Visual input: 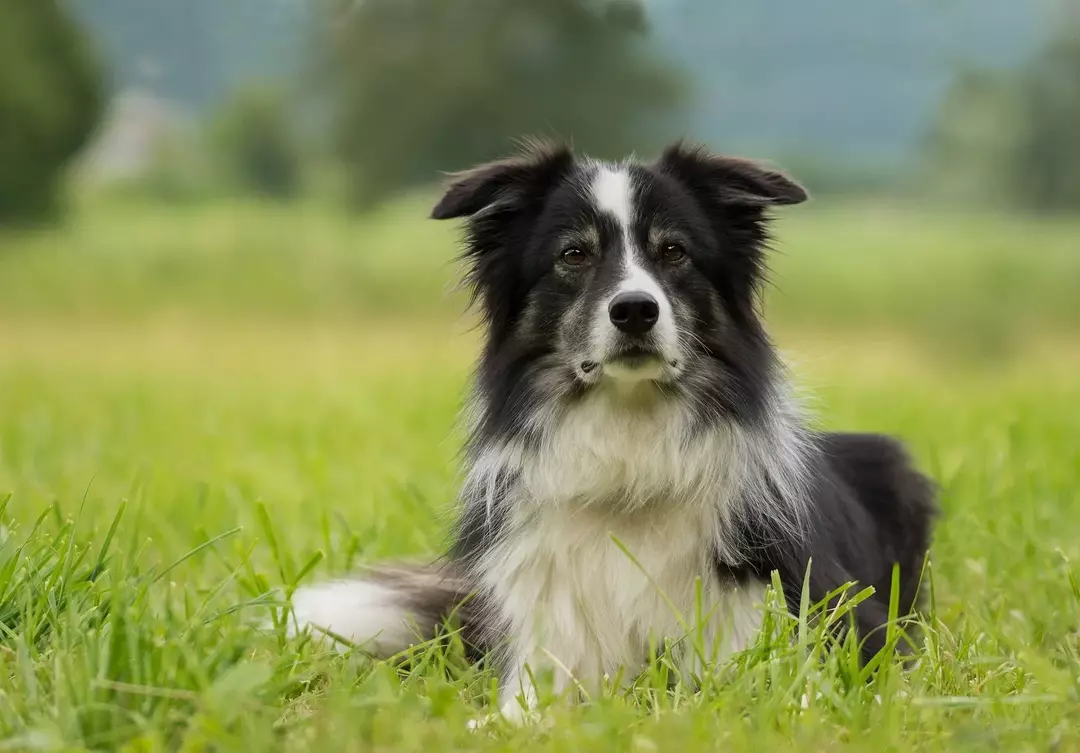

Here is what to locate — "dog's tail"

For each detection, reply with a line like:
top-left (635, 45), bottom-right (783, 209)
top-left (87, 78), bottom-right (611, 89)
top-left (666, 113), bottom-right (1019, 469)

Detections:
top-left (287, 561), bottom-right (473, 657)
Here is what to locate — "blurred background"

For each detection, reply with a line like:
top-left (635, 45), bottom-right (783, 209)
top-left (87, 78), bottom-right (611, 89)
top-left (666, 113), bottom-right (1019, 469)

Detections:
top-left (1, 0), bottom-right (1078, 358)
top-left (3, 6), bottom-right (1080, 744)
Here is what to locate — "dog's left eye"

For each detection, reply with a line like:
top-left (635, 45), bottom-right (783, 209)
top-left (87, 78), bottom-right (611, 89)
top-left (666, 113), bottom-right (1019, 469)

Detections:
top-left (661, 242), bottom-right (686, 263)
top-left (560, 247), bottom-right (589, 267)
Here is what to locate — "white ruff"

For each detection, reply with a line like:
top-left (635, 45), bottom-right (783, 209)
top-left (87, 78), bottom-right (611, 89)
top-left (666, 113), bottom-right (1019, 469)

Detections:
top-left (464, 383), bottom-right (809, 718)
top-left (590, 164), bottom-right (633, 228)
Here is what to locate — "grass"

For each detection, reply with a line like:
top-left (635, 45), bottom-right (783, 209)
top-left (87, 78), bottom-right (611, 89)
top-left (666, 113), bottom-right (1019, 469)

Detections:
top-left (2, 195), bottom-right (1079, 354)
top-left (1, 197), bottom-right (1080, 750)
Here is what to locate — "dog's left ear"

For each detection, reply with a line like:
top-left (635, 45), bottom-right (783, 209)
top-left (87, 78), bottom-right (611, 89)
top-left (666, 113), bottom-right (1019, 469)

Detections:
top-left (656, 141), bottom-right (808, 207)
top-left (431, 140), bottom-right (574, 220)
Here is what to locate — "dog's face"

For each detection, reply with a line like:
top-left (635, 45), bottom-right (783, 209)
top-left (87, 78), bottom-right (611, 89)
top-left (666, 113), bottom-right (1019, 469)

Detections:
top-left (433, 141), bottom-right (806, 421)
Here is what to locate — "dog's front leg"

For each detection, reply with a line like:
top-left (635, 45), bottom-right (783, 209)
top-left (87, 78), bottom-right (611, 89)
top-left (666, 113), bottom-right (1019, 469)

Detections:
top-left (495, 656), bottom-right (542, 724)
top-left (471, 634), bottom-right (594, 729)
top-left (466, 646), bottom-right (545, 730)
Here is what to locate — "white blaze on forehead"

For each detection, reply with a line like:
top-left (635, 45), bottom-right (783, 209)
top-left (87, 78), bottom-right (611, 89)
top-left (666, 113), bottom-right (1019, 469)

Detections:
top-left (591, 164), bottom-right (634, 231)
top-left (589, 163), bottom-right (644, 281)
top-left (589, 163), bottom-right (679, 364)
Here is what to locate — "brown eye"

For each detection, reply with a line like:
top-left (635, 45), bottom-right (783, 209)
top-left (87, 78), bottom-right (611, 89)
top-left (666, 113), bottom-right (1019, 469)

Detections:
top-left (661, 242), bottom-right (686, 263)
top-left (560, 247), bottom-right (588, 267)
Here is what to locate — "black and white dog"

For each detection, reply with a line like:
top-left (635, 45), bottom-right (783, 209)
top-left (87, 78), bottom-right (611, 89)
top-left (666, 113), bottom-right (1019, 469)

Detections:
top-left (289, 141), bottom-right (936, 722)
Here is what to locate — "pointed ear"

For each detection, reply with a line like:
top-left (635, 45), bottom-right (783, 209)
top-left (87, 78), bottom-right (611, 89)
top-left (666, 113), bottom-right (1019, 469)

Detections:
top-left (656, 141), bottom-right (808, 207)
top-left (431, 140), bottom-right (575, 220)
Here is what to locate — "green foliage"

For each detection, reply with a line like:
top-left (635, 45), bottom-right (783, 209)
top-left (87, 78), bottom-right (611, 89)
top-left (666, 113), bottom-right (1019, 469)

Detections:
top-left (210, 85), bottom-right (304, 200)
top-left (927, 8), bottom-right (1080, 211)
top-left (317, 0), bottom-right (684, 208)
top-left (1009, 33), bottom-right (1080, 210)
top-left (86, 134), bottom-right (223, 207)
top-left (118, 134), bottom-right (221, 206)
top-left (0, 0), bottom-right (104, 223)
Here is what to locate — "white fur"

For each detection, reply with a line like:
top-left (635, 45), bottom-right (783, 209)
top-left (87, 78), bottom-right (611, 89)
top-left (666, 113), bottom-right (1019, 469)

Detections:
top-left (590, 164), bottom-right (633, 228)
top-left (733, 380), bottom-right (814, 548)
top-left (463, 382), bottom-right (806, 722)
top-left (481, 504), bottom-right (767, 698)
top-left (588, 163), bottom-right (680, 376)
top-left (522, 389), bottom-right (741, 511)
top-left (288, 580), bottom-right (422, 655)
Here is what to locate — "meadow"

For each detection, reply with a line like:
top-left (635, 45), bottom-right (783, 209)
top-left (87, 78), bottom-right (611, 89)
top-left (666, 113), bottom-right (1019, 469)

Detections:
top-left (1, 196), bottom-right (1079, 751)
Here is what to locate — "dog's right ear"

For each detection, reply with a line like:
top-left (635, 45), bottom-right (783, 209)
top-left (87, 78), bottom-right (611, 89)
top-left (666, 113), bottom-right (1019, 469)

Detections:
top-left (430, 140), bottom-right (574, 220)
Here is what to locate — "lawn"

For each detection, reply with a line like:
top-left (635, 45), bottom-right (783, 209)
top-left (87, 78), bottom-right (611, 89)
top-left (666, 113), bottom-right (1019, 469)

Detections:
top-left (0, 198), bottom-right (1079, 751)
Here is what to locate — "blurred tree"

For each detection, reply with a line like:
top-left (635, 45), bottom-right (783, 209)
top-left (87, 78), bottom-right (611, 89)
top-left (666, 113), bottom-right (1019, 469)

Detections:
top-left (927, 3), bottom-right (1080, 211)
top-left (210, 86), bottom-right (304, 200)
top-left (1009, 30), bottom-right (1080, 211)
top-left (0, 0), bottom-right (104, 223)
top-left (924, 70), bottom-right (1025, 207)
top-left (316, 0), bottom-right (684, 208)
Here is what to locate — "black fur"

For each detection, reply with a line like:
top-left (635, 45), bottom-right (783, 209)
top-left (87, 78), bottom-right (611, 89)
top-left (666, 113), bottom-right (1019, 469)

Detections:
top-left (718, 432), bottom-right (936, 659)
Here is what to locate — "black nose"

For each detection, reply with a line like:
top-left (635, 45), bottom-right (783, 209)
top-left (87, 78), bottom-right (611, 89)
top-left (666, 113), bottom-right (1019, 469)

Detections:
top-left (608, 291), bottom-right (659, 336)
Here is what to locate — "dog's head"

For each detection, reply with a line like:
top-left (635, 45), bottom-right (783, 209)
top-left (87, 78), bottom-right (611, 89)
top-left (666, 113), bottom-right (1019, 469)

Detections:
top-left (432, 140), bottom-right (806, 420)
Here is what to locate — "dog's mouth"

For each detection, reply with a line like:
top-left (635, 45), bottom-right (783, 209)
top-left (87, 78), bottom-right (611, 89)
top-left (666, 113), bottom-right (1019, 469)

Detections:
top-left (607, 346), bottom-right (661, 369)
top-left (579, 348), bottom-right (680, 382)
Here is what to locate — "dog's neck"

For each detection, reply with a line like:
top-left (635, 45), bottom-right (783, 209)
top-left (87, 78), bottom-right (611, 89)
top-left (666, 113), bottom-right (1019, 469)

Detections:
top-left (465, 371), bottom-right (810, 536)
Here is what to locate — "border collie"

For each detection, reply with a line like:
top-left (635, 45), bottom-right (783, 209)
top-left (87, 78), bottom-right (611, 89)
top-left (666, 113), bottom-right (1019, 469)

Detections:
top-left (289, 141), bottom-right (936, 723)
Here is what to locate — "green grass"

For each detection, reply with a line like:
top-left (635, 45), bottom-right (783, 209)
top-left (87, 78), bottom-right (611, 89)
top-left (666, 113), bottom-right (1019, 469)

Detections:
top-left (1, 197), bottom-right (1080, 750)
top-left (2, 196), bottom-right (1079, 353)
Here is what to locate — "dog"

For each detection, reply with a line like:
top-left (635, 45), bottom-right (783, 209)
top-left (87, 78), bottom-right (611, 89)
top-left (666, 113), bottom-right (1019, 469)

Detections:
top-left (288, 140), bottom-right (936, 724)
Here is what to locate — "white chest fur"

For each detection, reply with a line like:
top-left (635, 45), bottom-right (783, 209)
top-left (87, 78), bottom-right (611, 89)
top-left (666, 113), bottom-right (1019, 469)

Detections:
top-left (482, 504), bottom-right (765, 691)
top-left (470, 388), bottom-right (769, 698)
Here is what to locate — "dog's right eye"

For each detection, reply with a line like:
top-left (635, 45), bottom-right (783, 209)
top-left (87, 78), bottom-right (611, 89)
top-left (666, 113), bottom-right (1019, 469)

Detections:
top-left (560, 247), bottom-right (589, 267)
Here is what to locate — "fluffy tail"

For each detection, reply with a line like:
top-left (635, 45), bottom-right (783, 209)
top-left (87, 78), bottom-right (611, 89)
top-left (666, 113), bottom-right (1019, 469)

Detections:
top-left (288, 561), bottom-right (471, 657)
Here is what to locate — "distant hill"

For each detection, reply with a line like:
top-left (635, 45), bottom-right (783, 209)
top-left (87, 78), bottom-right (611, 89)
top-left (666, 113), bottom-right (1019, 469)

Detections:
top-left (74, 0), bottom-right (1048, 170)
top-left (650, 0), bottom-right (1047, 165)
